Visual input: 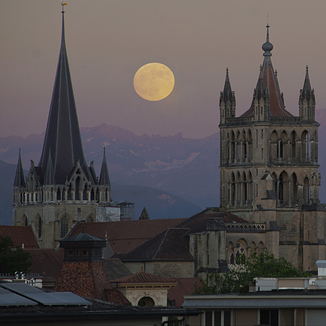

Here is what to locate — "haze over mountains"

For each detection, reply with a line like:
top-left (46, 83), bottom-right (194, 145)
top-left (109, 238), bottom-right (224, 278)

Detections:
top-left (2, 108), bottom-right (326, 226)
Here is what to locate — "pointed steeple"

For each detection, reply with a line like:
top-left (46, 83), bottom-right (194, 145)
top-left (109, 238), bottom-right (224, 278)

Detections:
top-left (139, 207), bottom-right (150, 220)
top-left (14, 149), bottom-right (25, 187)
top-left (223, 68), bottom-right (232, 95)
top-left (299, 65), bottom-right (315, 120)
top-left (44, 151), bottom-right (55, 185)
top-left (303, 65), bottom-right (312, 93)
top-left (241, 25), bottom-right (292, 118)
top-left (99, 148), bottom-right (111, 186)
top-left (38, 7), bottom-right (90, 184)
top-left (219, 68), bottom-right (236, 123)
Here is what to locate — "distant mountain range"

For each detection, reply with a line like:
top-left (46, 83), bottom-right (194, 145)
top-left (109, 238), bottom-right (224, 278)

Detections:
top-left (2, 108), bottom-right (326, 226)
top-left (0, 125), bottom-right (219, 225)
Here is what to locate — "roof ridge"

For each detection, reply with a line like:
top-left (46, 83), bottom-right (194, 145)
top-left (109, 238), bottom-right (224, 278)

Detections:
top-left (153, 228), bottom-right (170, 259)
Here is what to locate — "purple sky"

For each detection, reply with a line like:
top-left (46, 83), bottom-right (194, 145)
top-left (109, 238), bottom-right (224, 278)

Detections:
top-left (2, 0), bottom-right (326, 139)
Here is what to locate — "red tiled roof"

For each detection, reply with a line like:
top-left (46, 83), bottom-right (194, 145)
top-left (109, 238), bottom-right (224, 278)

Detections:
top-left (55, 261), bottom-right (113, 301)
top-left (105, 288), bottom-right (131, 305)
top-left (0, 226), bottom-right (38, 248)
top-left (177, 208), bottom-right (248, 233)
top-left (241, 55), bottom-right (293, 118)
top-left (122, 228), bottom-right (194, 262)
top-left (122, 209), bottom-right (247, 262)
top-left (25, 248), bottom-right (63, 282)
top-left (111, 272), bottom-right (177, 285)
top-left (168, 278), bottom-right (202, 307)
top-left (69, 219), bottom-right (186, 256)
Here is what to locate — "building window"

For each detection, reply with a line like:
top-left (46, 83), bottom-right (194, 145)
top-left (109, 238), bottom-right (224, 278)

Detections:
top-left (37, 216), bottom-right (42, 239)
top-left (138, 297), bottom-right (155, 307)
top-left (260, 309), bottom-right (278, 326)
top-left (60, 216), bottom-right (68, 238)
top-left (204, 310), bottom-right (231, 326)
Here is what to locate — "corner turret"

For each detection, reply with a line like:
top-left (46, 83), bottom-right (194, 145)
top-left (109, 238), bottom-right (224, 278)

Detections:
top-left (219, 68), bottom-right (236, 125)
top-left (299, 66), bottom-right (316, 121)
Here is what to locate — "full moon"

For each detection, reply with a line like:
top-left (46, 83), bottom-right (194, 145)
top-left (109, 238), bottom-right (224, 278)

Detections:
top-left (133, 63), bottom-right (175, 101)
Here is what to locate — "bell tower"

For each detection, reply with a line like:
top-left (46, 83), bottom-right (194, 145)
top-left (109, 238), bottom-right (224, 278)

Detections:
top-left (218, 25), bottom-right (323, 271)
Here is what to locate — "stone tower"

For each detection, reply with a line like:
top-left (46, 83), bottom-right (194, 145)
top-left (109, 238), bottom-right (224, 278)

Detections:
top-left (219, 25), bottom-right (325, 272)
top-left (13, 7), bottom-right (115, 248)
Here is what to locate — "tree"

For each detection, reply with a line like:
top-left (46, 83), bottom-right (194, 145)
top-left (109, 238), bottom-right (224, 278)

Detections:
top-left (196, 251), bottom-right (311, 294)
top-left (0, 236), bottom-right (32, 274)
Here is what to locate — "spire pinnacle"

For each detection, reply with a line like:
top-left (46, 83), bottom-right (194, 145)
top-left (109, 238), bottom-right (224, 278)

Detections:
top-left (223, 67), bottom-right (232, 94)
top-left (14, 149), bottom-right (25, 187)
top-left (303, 65), bottom-right (311, 92)
top-left (262, 24), bottom-right (273, 56)
top-left (38, 5), bottom-right (91, 184)
top-left (99, 147), bottom-right (111, 186)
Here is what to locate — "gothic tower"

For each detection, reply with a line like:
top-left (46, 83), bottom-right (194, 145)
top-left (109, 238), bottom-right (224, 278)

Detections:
top-left (219, 25), bottom-right (325, 271)
top-left (13, 7), bottom-right (114, 248)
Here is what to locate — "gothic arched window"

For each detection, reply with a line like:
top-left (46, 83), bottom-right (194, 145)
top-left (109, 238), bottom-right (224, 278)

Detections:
top-left (61, 216), bottom-right (69, 238)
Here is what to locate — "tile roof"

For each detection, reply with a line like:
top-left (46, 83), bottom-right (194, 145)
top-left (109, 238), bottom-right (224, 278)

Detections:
top-left (0, 226), bottom-right (38, 248)
top-left (103, 258), bottom-right (132, 280)
top-left (55, 261), bottom-right (113, 302)
top-left (111, 272), bottom-right (177, 285)
top-left (168, 278), bottom-right (202, 307)
top-left (122, 228), bottom-right (194, 262)
top-left (69, 218), bottom-right (186, 256)
top-left (241, 27), bottom-right (293, 118)
top-left (24, 248), bottom-right (64, 285)
top-left (122, 208), bottom-right (247, 262)
top-left (176, 208), bottom-right (248, 234)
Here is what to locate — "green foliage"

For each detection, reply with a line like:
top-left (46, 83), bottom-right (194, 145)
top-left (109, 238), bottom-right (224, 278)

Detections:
top-left (0, 236), bottom-right (32, 274)
top-left (196, 251), bottom-right (311, 294)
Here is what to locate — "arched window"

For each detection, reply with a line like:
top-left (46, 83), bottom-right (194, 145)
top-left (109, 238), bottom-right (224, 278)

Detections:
top-left (231, 173), bottom-right (235, 205)
top-left (270, 130), bottom-right (278, 161)
top-left (75, 176), bottom-right (81, 200)
top-left (86, 215), bottom-right (94, 223)
top-left (303, 177), bottom-right (310, 204)
top-left (302, 131), bottom-right (311, 161)
top-left (138, 297), bottom-right (155, 307)
top-left (37, 215), bottom-right (42, 239)
top-left (280, 131), bottom-right (288, 160)
top-left (291, 173), bottom-right (298, 205)
top-left (227, 242), bottom-right (234, 264)
top-left (291, 131), bottom-right (296, 160)
top-left (23, 215), bottom-right (28, 227)
top-left (61, 216), bottom-right (69, 238)
top-left (279, 171), bottom-right (289, 205)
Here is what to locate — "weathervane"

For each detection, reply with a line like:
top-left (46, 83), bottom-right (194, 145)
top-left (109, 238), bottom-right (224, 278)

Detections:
top-left (61, 2), bottom-right (67, 13)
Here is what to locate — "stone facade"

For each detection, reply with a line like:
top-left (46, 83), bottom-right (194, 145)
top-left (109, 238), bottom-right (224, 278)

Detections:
top-left (219, 26), bottom-right (326, 272)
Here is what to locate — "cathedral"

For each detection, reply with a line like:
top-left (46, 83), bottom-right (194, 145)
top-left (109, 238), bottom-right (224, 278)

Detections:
top-left (12, 7), bottom-right (132, 248)
top-left (11, 7), bottom-right (326, 273)
top-left (219, 25), bottom-right (325, 272)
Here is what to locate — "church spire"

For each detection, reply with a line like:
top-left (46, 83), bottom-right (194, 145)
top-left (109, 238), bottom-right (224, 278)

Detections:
top-left (38, 6), bottom-right (90, 184)
top-left (241, 25), bottom-right (292, 118)
top-left (14, 149), bottom-right (25, 187)
top-left (299, 65), bottom-right (315, 120)
top-left (99, 148), bottom-right (111, 186)
top-left (303, 65), bottom-right (312, 92)
top-left (219, 68), bottom-right (236, 124)
top-left (44, 151), bottom-right (55, 185)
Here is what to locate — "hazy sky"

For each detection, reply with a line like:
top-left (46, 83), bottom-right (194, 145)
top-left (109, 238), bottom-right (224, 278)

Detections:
top-left (2, 0), bottom-right (326, 139)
